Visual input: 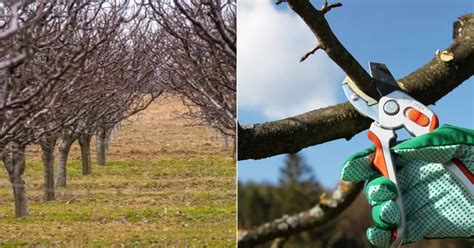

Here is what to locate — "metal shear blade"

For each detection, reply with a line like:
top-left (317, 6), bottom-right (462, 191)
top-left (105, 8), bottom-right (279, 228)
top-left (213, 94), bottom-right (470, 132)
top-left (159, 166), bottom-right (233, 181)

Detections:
top-left (370, 62), bottom-right (402, 96)
top-left (342, 81), bottom-right (379, 122)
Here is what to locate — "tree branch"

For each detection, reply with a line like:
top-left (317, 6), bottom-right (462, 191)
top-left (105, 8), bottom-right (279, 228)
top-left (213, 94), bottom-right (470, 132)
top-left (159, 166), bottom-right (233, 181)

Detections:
top-left (287, 0), bottom-right (379, 99)
top-left (238, 14), bottom-right (474, 161)
top-left (271, 237), bottom-right (288, 248)
top-left (300, 44), bottom-right (323, 62)
top-left (320, 1), bottom-right (342, 14)
top-left (0, 2), bottom-right (21, 40)
top-left (238, 181), bottom-right (363, 247)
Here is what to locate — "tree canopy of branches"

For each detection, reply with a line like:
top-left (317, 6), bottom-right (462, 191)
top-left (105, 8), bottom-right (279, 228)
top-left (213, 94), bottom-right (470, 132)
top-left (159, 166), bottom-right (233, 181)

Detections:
top-left (147, 0), bottom-right (236, 135)
top-left (0, 0), bottom-right (235, 217)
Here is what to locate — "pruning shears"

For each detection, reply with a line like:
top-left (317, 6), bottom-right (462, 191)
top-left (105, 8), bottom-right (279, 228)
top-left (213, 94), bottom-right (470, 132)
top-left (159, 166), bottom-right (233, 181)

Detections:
top-left (342, 62), bottom-right (474, 247)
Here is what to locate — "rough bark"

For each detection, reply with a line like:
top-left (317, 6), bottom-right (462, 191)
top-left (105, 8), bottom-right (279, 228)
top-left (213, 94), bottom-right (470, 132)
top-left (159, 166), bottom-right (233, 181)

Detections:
top-left (78, 133), bottom-right (92, 176)
top-left (0, 144), bottom-right (3, 164)
top-left (239, 103), bottom-right (372, 160)
top-left (222, 133), bottom-right (229, 150)
top-left (96, 125), bottom-right (111, 166)
top-left (56, 134), bottom-right (78, 187)
top-left (238, 13), bottom-right (474, 161)
top-left (39, 136), bottom-right (58, 201)
top-left (238, 181), bottom-right (363, 247)
top-left (2, 142), bottom-right (28, 217)
top-left (56, 133), bottom-right (78, 187)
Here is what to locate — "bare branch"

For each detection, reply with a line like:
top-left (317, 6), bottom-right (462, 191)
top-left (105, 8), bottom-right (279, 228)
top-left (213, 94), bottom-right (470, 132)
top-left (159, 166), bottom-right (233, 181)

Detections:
top-left (320, 1), bottom-right (342, 14)
top-left (300, 44), bottom-right (323, 62)
top-left (0, 53), bottom-right (25, 70)
top-left (238, 181), bottom-right (363, 247)
top-left (287, 0), bottom-right (379, 99)
top-left (238, 14), bottom-right (474, 161)
top-left (148, 0), bottom-right (236, 136)
top-left (0, 2), bottom-right (21, 40)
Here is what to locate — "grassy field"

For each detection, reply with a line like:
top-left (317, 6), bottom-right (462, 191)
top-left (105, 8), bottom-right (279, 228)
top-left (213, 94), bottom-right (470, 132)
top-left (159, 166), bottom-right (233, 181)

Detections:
top-left (0, 95), bottom-right (236, 247)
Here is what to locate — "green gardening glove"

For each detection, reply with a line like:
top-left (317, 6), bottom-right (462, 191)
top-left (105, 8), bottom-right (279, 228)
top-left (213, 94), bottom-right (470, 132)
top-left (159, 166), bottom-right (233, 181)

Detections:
top-left (341, 124), bottom-right (474, 247)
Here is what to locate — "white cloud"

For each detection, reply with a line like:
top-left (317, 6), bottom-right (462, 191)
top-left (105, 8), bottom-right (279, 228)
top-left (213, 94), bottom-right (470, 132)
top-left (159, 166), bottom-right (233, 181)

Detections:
top-left (237, 0), bottom-right (343, 119)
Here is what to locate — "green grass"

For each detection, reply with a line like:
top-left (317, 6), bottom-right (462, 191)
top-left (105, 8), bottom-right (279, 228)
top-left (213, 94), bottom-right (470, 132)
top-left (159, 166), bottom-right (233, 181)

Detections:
top-left (0, 158), bottom-right (236, 247)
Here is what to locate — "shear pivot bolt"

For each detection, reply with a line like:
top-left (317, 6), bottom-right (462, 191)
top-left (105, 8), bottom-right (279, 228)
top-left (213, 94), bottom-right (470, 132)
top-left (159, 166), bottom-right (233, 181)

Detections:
top-left (383, 100), bottom-right (399, 115)
top-left (351, 93), bottom-right (359, 101)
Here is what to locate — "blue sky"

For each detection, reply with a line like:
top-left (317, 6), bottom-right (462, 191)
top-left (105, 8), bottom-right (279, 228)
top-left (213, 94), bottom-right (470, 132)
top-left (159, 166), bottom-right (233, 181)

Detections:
top-left (237, 0), bottom-right (474, 188)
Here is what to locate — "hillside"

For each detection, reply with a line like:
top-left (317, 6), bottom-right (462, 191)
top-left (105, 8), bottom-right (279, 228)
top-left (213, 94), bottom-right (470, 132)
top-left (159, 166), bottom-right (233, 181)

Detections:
top-left (0, 95), bottom-right (236, 246)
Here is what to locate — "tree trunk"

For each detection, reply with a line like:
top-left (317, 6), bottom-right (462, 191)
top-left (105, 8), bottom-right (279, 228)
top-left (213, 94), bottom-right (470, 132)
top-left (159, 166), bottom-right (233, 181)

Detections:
top-left (2, 141), bottom-right (28, 217)
top-left (78, 133), bottom-right (92, 175)
top-left (56, 133), bottom-right (78, 187)
top-left (96, 125), bottom-right (111, 166)
top-left (222, 133), bottom-right (229, 150)
top-left (39, 136), bottom-right (58, 201)
top-left (0, 144), bottom-right (3, 164)
top-left (207, 123), bottom-right (214, 137)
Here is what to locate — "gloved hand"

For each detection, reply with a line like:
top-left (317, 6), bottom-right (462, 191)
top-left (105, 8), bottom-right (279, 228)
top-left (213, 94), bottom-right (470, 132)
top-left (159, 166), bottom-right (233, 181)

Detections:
top-left (341, 124), bottom-right (474, 247)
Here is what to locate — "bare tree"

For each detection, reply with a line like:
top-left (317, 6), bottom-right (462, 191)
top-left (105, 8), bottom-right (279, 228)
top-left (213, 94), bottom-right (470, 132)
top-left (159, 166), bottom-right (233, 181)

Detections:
top-left (237, 1), bottom-right (473, 246)
top-left (0, 0), bottom-right (162, 215)
top-left (148, 0), bottom-right (236, 136)
top-left (54, 12), bottom-right (164, 184)
top-left (0, 0), bottom-right (235, 218)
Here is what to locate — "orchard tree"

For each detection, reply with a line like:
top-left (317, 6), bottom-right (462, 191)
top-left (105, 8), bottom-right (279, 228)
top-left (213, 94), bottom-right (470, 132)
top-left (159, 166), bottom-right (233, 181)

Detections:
top-left (0, 0), bottom-right (98, 215)
top-left (147, 0), bottom-right (236, 136)
top-left (237, 1), bottom-right (473, 247)
top-left (0, 0), bottom-right (162, 216)
top-left (0, 0), bottom-right (233, 218)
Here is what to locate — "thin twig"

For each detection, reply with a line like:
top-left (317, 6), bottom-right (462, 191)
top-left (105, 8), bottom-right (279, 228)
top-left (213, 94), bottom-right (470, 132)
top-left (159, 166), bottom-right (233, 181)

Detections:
top-left (66, 197), bottom-right (77, 205)
top-left (300, 44), bottom-right (323, 62)
top-left (321, 1), bottom-right (343, 14)
top-left (0, 2), bottom-right (21, 40)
